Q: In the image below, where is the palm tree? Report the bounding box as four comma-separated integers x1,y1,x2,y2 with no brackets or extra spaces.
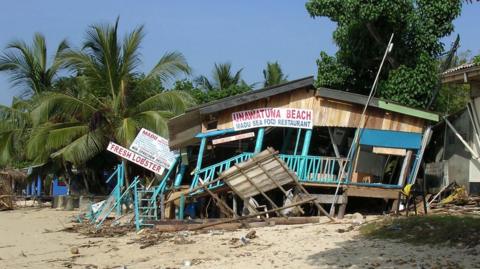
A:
27,19,194,170
0,98,32,167
0,33,68,96
262,61,288,87
0,33,67,168
195,62,245,91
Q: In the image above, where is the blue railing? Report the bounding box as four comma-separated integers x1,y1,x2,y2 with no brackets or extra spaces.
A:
278,155,349,183
190,152,350,191
190,152,254,190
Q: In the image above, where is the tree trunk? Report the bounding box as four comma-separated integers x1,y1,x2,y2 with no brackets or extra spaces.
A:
62,161,73,195
122,159,130,189
82,169,91,194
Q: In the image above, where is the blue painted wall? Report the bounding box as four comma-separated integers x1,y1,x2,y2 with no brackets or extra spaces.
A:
359,129,422,149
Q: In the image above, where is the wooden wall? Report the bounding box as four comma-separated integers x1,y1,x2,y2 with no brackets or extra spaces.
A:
216,88,425,133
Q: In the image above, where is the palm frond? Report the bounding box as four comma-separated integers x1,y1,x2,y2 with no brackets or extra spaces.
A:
51,129,107,165
121,25,144,77
263,61,288,87
194,75,215,91
0,34,68,96
132,90,194,115
30,92,97,125
114,117,138,146
133,110,172,137
147,51,191,83
0,131,15,166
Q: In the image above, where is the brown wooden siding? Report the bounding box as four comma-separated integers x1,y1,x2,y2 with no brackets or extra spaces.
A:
216,88,424,133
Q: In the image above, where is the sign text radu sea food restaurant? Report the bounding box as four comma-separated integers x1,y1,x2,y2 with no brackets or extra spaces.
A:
232,108,313,131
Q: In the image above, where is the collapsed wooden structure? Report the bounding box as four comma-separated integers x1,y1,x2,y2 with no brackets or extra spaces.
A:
160,76,438,222
426,63,480,194
0,169,26,210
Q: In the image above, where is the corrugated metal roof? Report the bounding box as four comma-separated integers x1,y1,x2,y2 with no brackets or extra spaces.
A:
442,62,478,75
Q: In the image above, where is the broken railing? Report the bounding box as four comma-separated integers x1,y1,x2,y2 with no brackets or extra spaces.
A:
279,155,349,183
190,153,350,191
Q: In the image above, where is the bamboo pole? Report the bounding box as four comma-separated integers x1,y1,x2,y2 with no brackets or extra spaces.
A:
330,33,395,214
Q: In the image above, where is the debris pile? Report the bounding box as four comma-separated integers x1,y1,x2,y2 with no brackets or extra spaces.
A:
62,221,134,238
428,183,480,215
0,179,14,210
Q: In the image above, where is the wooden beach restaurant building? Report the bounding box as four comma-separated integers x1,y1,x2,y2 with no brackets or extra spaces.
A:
167,76,438,214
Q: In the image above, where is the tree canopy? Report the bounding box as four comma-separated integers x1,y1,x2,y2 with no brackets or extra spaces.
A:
306,0,463,108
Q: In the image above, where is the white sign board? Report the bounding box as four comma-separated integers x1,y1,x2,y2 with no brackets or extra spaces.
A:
129,128,178,169
212,132,255,145
232,108,313,131
107,142,165,174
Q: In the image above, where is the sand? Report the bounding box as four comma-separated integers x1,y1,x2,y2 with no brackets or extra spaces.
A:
1,207,480,269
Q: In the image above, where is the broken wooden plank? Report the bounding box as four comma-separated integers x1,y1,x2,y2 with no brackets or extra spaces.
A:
190,197,318,231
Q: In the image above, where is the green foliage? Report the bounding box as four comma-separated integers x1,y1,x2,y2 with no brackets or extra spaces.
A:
128,74,165,106
195,62,248,91
315,52,353,90
474,55,480,64
380,53,438,107
306,0,463,108
192,84,251,104
189,62,253,104
432,51,473,114
0,19,194,167
263,61,288,87
435,84,470,114
0,33,68,96
173,79,250,104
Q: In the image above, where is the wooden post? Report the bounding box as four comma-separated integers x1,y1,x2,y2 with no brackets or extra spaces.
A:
232,194,237,215
198,179,238,218
160,194,165,220
337,194,348,219
328,127,341,158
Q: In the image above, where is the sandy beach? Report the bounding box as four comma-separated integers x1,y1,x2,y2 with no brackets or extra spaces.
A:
0,207,479,269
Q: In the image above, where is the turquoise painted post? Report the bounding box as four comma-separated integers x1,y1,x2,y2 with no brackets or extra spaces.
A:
116,164,123,216
178,194,185,220
174,164,187,188
133,181,140,231
196,137,207,169
294,129,302,155
299,129,312,180
301,129,312,156
192,137,207,189
37,176,42,196
254,127,265,153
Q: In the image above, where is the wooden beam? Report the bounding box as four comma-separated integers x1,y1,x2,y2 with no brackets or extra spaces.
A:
189,197,318,231
345,186,400,199
328,127,341,158
234,164,287,218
